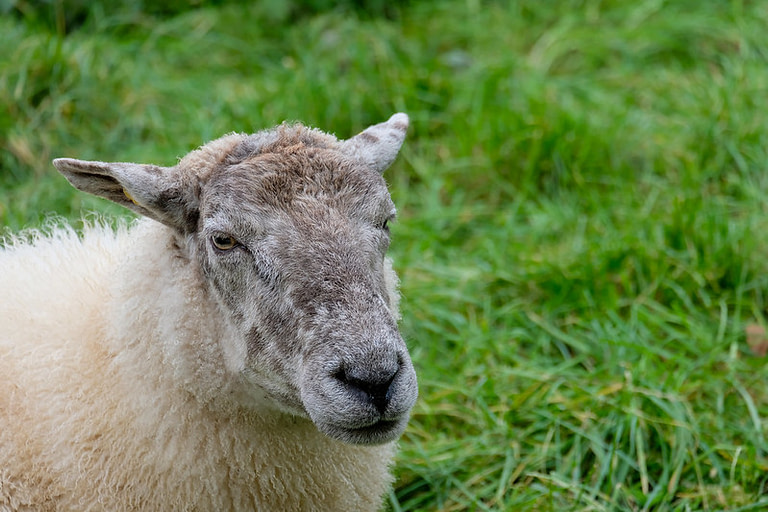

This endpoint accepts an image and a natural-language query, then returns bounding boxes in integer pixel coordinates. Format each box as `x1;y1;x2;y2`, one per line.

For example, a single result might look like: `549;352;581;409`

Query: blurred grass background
3;0;768;510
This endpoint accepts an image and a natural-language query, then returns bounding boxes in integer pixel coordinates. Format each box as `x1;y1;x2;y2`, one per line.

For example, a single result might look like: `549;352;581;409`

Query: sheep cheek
218;331;248;376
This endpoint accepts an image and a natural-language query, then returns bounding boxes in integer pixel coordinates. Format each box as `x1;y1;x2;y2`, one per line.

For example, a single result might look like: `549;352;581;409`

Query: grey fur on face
54;113;417;445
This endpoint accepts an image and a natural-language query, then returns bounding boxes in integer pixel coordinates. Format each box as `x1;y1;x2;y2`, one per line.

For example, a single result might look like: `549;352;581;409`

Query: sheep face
53;114;417;446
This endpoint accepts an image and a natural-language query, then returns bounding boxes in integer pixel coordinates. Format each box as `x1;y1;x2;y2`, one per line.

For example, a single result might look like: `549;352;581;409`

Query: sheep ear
53;158;198;231
342;113;409;174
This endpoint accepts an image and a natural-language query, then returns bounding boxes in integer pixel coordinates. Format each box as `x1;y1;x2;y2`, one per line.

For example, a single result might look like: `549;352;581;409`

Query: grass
3;0;768;509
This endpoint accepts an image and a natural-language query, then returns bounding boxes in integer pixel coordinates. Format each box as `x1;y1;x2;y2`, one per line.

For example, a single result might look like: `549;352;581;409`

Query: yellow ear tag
123;189;140;206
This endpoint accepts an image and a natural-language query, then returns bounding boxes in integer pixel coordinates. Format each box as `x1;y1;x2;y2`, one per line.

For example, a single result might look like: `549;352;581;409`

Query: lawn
2;0;768;510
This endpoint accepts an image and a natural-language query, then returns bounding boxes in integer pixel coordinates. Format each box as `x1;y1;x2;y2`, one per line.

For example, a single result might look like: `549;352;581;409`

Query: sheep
0;113;418;512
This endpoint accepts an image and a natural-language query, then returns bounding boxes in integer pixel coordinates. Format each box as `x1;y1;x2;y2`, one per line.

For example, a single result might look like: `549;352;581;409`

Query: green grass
3;0;768;509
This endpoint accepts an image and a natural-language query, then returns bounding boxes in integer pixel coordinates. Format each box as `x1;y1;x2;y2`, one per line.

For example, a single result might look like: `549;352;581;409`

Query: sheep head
53;114;417;446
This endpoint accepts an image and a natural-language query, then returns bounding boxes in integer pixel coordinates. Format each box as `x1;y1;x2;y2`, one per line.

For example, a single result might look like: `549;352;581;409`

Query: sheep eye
380;216;394;231
212;234;238;251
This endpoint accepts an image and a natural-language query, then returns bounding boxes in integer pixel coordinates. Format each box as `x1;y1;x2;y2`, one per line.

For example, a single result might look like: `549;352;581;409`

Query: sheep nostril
334;366;398;414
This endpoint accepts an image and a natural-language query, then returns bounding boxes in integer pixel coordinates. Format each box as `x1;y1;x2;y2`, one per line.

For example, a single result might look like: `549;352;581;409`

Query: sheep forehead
200;135;394;230
177;122;339;179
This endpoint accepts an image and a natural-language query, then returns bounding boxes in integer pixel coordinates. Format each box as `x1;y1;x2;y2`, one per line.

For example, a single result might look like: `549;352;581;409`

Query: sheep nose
334;365;398;414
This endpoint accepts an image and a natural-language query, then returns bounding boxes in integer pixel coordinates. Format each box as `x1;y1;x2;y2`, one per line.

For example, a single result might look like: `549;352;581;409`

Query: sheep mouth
350;418;399;436
324;416;407;446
